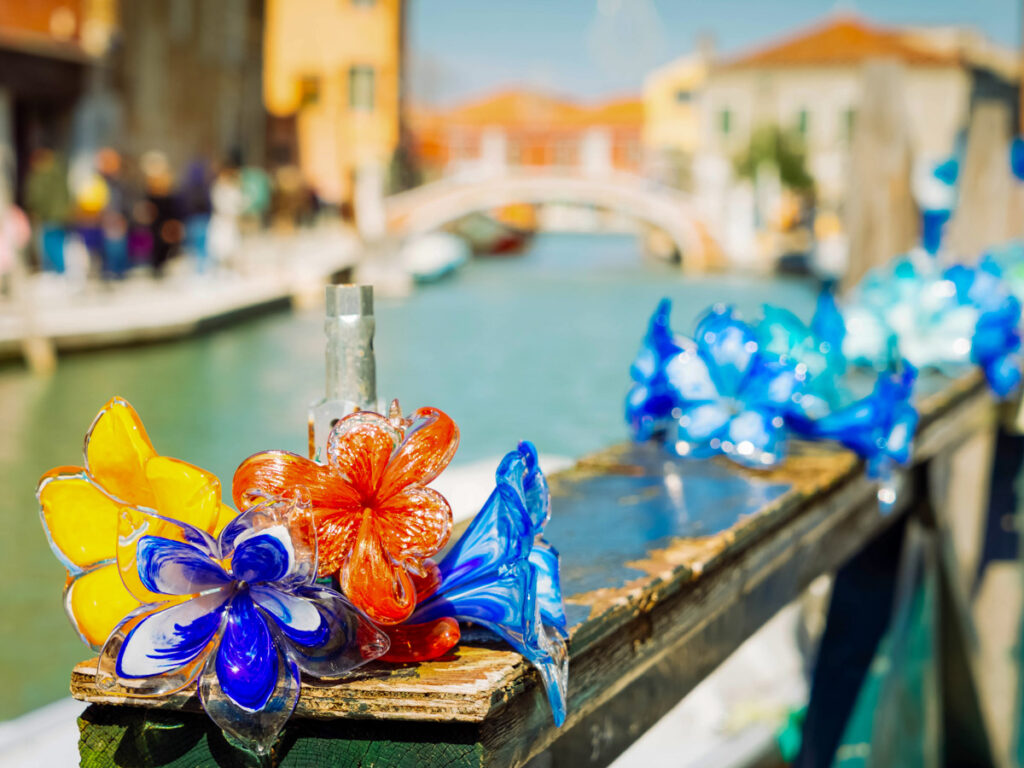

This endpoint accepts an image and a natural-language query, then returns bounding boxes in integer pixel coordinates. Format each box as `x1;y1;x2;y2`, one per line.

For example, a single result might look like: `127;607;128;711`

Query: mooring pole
308;284;378;459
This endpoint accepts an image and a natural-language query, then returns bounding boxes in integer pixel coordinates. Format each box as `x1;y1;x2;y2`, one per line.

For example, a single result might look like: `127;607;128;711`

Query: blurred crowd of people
2;148;323;285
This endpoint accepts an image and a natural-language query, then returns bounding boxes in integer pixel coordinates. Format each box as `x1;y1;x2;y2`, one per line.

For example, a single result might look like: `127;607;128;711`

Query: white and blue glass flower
96;498;389;753
627;301;811;468
912;155;958;256
409;441;569;725
843;256;1021;397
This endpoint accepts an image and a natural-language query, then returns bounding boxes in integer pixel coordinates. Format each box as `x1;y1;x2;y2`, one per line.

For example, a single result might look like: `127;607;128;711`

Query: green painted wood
79;705;486;768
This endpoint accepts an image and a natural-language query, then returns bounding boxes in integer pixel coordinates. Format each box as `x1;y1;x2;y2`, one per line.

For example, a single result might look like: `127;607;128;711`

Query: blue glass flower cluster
626;296;922;483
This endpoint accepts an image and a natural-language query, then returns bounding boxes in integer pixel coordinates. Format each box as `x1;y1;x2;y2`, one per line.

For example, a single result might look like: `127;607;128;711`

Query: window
843;108;857;142
796;109;809;138
348;66;375;111
553;137;576;166
674;89;692;104
299;75;321;107
719;109;732;136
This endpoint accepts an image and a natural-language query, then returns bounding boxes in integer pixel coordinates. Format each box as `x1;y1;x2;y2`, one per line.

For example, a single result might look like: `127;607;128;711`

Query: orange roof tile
417;89;642;129
723;15;960;69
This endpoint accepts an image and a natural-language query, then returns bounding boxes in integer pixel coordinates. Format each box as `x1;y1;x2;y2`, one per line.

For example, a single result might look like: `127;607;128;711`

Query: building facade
263;0;404;209
408;90;644;179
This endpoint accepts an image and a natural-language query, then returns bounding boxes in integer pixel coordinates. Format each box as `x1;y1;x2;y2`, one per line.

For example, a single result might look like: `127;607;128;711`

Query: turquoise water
0;232;817;719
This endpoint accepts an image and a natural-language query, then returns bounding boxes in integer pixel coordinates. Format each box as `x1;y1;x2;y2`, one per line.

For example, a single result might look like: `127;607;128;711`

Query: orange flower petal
411;559;442;602
233;449;360;512
379;408;459;498
312;510;361;577
327;412;401;498
340;511;416;625
376;486;452;562
84;397;157;508
38;469;120;570
380;618;460;663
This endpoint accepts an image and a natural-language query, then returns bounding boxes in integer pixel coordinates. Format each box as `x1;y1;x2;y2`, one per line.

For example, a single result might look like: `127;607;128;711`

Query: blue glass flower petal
694;305;757;396
663;344;719;402
199;625;300;756
136;536;231;595
117;506;220;603
626;299;694;440
231;527;294;584
252;584;389;677
1011;137;1024;182
529;540;567;638
216;591;278;712
516;441;551;533
675;402;730;442
219;501;317;589
725;410;785;467
740;359;804;413
115;589;230;679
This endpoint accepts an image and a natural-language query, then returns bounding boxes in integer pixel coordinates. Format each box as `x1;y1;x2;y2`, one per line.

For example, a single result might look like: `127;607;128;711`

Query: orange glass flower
37;398;236;649
232;404;459;625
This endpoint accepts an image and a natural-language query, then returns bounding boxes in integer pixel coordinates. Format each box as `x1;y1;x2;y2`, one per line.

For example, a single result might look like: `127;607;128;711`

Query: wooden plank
74;371;992;767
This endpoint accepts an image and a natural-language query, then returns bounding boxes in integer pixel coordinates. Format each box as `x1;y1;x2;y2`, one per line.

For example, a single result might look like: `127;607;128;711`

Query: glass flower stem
308;285;378;459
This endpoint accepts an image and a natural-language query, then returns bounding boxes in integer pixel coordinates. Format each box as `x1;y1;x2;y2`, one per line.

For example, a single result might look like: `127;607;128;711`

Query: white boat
399;232;470;283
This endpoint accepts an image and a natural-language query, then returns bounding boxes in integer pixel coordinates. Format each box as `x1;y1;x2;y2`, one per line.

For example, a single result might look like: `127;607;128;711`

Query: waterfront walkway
0;225;360;366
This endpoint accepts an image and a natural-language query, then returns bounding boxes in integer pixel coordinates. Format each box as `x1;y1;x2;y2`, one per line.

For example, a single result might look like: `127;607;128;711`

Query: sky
407;0;1021;105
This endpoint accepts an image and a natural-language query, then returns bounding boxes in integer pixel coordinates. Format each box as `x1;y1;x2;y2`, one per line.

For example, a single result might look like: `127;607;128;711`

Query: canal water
0;232;817;720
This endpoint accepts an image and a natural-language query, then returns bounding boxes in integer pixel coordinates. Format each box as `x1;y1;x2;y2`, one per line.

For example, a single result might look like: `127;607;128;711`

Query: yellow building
643;53;707;157
263;0;403;208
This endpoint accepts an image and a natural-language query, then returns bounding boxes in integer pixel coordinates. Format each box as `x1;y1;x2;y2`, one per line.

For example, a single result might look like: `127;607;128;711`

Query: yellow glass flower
37;397;236;650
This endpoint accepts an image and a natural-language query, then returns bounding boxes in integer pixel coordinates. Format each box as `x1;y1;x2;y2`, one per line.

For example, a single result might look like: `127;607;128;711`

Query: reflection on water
0;232;817;719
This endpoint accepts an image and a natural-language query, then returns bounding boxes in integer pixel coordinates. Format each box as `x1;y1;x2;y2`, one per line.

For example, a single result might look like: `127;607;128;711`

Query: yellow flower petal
84;397;157;508
65;564;141;650
145;456;222;534
38;470;120;569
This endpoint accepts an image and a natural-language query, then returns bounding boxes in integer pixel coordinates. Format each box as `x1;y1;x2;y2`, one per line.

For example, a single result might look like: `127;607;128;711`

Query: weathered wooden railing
71;371;999;767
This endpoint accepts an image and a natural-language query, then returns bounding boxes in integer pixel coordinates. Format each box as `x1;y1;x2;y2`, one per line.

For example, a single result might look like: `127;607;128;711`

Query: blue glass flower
410;441;569;725
844;257;977;376
758;287;846;415
95;498;389;753
625;298;689;440
945;262;1023;397
664;304;809;467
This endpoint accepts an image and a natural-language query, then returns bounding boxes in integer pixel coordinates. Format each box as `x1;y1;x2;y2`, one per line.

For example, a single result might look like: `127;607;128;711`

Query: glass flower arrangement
39;398;569;754
625;294;920;495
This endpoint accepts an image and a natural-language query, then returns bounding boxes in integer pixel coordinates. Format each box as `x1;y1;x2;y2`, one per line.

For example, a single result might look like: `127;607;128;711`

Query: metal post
308;284;378;458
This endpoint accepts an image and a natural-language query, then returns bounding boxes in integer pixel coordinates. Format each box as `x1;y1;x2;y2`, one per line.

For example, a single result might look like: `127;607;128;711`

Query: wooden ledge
73;371;994;767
